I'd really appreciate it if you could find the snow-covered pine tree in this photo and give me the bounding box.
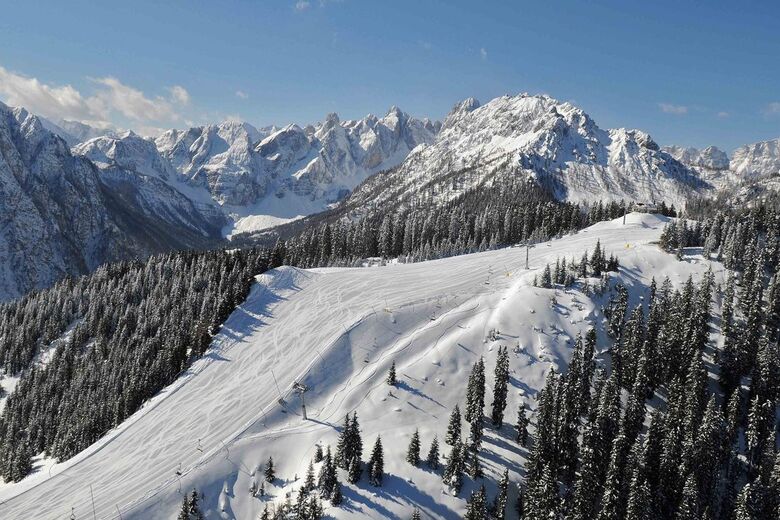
[540,264,552,288]
[304,460,316,492]
[443,440,465,495]
[445,404,462,445]
[578,250,589,277]
[491,346,510,427]
[515,404,529,446]
[177,494,190,520]
[347,456,362,484]
[493,468,510,520]
[387,361,397,386]
[406,429,421,466]
[348,412,363,467]
[465,358,485,423]
[464,484,488,520]
[317,446,336,497]
[330,479,343,506]
[335,414,351,468]
[425,435,440,469]
[264,456,275,483]
[367,436,384,486]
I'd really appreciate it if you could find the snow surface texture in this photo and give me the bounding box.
[0,213,730,519]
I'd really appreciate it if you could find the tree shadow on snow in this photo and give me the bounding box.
[343,473,456,519]
[396,381,446,409]
[507,375,536,398]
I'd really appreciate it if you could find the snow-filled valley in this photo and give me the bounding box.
[0,214,729,519]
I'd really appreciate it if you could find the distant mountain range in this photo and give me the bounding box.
[0,93,778,300]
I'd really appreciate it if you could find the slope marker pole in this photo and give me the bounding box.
[271,370,283,400]
[90,484,97,520]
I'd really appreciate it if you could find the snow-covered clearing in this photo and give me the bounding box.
[0,213,727,519]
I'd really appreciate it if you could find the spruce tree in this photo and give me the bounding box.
[177,494,190,520]
[367,436,384,486]
[443,440,465,494]
[494,468,510,520]
[304,460,316,492]
[264,456,276,483]
[335,414,351,468]
[465,358,485,424]
[330,479,343,506]
[347,456,362,484]
[515,404,529,446]
[387,361,397,386]
[464,485,488,520]
[406,429,421,466]
[445,404,462,445]
[411,507,422,520]
[426,435,440,469]
[491,346,510,427]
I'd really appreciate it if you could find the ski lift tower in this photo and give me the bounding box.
[522,241,536,270]
[293,381,309,420]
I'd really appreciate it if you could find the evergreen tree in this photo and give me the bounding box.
[264,456,276,483]
[445,404,462,445]
[464,485,488,520]
[491,346,510,427]
[443,440,465,495]
[347,456,362,484]
[335,414,352,468]
[177,494,190,520]
[465,358,486,423]
[304,460,316,492]
[367,436,384,486]
[494,468,510,520]
[330,479,343,506]
[515,404,529,446]
[314,443,323,463]
[426,435,440,469]
[406,429,421,466]
[411,507,422,520]
[387,361,397,386]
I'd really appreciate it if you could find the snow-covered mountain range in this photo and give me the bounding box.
[1,93,778,300]
[0,102,225,302]
[345,94,779,213]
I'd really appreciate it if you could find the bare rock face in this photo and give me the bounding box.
[0,102,222,301]
[153,108,438,208]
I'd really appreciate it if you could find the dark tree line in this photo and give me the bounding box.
[271,180,668,269]
[0,249,270,481]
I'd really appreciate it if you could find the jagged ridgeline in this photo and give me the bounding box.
[0,248,270,482]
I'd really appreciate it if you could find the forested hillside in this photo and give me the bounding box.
[0,249,269,481]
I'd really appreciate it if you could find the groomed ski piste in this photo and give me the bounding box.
[0,213,728,519]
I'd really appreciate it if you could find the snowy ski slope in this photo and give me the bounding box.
[0,213,727,519]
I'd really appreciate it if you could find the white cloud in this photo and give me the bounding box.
[764,102,780,116]
[0,65,105,124]
[480,47,488,60]
[0,65,192,132]
[235,90,249,100]
[658,102,688,115]
[295,1,311,11]
[168,85,190,105]
[716,111,729,119]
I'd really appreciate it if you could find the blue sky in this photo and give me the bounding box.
[0,0,778,150]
